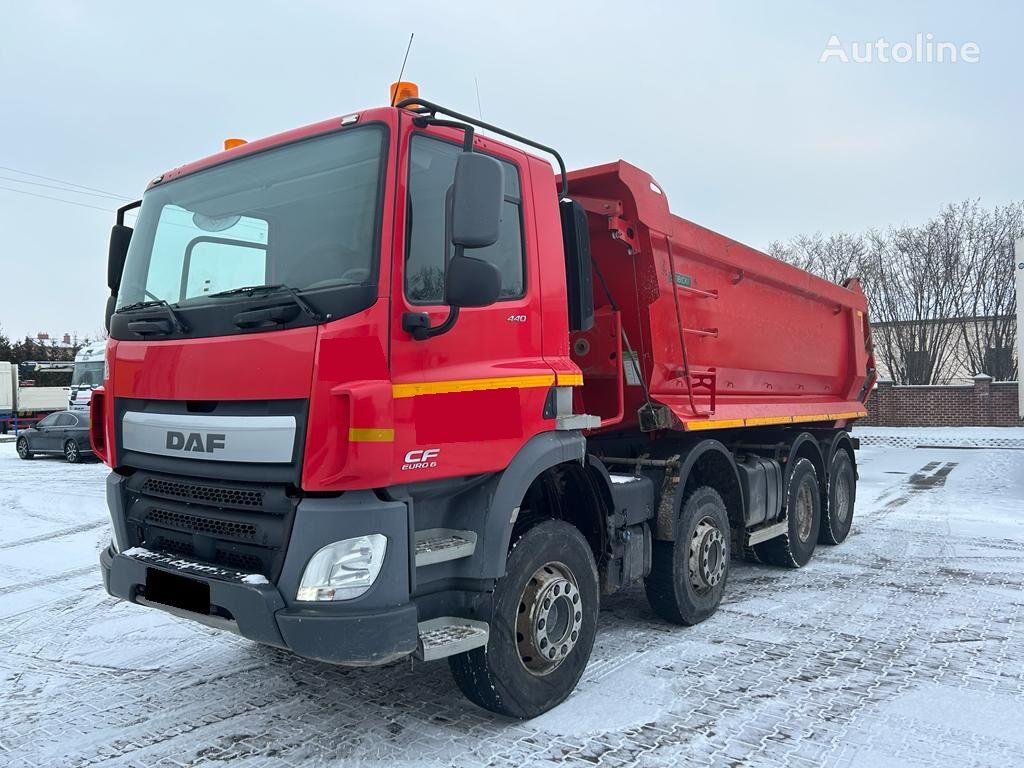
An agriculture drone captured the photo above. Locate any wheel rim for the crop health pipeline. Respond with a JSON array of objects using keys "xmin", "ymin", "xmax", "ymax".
[
  {"xmin": 515, "ymin": 561, "xmax": 583, "ymax": 676},
  {"xmin": 688, "ymin": 515, "xmax": 726, "ymax": 594},
  {"xmin": 794, "ymin": 480, "xmax": 815, "ymax": 542},
  {"xmin": 834, "ymin": 471, "xmax": 851, "ymax": 524},
  {"xmin": 17, "ymin": 439, "xmax": 28, "ymax": 458},
  {"xmin": 65, "ymin": 442, "xmax": 78, "ymax": 461}
]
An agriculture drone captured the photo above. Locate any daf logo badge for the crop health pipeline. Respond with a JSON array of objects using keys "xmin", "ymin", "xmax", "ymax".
[{"xmin": 166, "ymin": 431, "xmax": 227, "ymax": 453}]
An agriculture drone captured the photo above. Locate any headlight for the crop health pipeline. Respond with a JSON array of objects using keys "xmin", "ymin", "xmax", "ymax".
[{"xmin": 296, "ymin": 534, "xmax": 387, "ymax": 602}]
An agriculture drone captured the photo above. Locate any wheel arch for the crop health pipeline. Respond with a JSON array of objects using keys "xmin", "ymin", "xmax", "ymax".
[
  {"xmin": 665, "ymin": 439, "xmax": 744, "ymax": 539},
  {"xmin": 786, "ymin": 431, "xmax": 826, "ymax": 497},
  {"xmin": 826, "ymin": 430, "xmax": 857, "ymax": 476},
  {"xmin": 480, "ymin": 431, "xmax": 592, "ymax": 579}
]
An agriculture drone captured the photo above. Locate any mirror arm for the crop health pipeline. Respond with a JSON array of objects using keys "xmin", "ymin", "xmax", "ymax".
[
  {"xmin": 402, "ymin": 306, "xmax": 460, "ymax": 341},
  {"xmin": 410, "ymin": 116, "xmax": 476, "ymax": 154},
  {"xmin": 116, "ymin": 199, "xmax": 142, "ymax": 226},
  {"xmin": 399, "ymin": 97, "xmax": 569, "ymax": 197}
]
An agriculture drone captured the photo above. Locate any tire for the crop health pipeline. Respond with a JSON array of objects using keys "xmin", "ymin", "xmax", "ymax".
[
  {"xmin": 64, "ymin": 439, "xmax": 82, "ymax": 464},
  {"xmin": 448, "ymin": 519, "xmax": 599, "ymax": 719},
  {"xmin": 645, "ymin": 486, "xmax": 730, "ymax": 626},
  {"xmin": 16, "ymin": 437, "xmax": 33, "ymax": 460},
  {"xmin": 819, "ymin": 450, "xmax": 855, "ymax": 545},
  {"xmin": 755, "ymin": 457, "xmax": 820, "ymax": 568}
]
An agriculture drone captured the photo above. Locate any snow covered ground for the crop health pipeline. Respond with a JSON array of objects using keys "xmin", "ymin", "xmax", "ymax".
[{"xmin": 1, "ymin": 430, "xmax": 1023, "ymax": 767}]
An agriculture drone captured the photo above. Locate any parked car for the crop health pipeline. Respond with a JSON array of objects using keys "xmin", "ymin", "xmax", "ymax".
[{"xmin": 16, "ymin": 410, "xmax": 93, "ymax": 463}]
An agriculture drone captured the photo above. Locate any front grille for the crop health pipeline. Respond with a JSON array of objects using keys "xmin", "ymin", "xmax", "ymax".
[
  {"xmin": 147, "ymin": 508, "xmax": 257, "ymax": 542},
  {"xmin": 140, "ymin": 477, "xmax": 265, "ymax": 509},
  {"xmin": 217, "ymin": 550, "xmax": 263, "ymax": 573},
  {"xmin": 150, "ymin": 536, "xmax": 265, "ymax": 575},
  {"xmin": 125, "ymin": 470, "xmax": 296, "ymax": 580},
  {"xmin": 152, "ymin": 536, "xmax": 192, "ymax": 558}
]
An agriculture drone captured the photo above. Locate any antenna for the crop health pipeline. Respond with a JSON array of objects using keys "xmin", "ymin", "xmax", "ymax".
[
  {"xmin": 474, "ymin": 77, "xmax": 484, "ymax": 120},
  {"xmin": 390, "ymin": 33, "xmax": 415, "ymax": 106}
]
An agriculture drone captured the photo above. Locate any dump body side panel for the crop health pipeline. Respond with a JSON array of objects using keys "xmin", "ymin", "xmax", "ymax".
[{"xmin": 566, "ymin": 161, "xmax": 874, "ymax": 432}]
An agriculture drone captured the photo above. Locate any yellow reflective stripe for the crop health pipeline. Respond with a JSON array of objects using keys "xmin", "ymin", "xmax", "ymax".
[
  {"xmin": 686, "ymin": 418, "xmax": 746, "ymax": 431},
  {"xmin": 744, "ymin": 415, "xmax": 793, "ymax": 427},
  {"xmin": 556, "ymin": 372, "xmax": 584, "ymax": 387},
  {"xmin": 685, "ymin": 410, "xmax": 867, "ymax": 431},
  {"xmin": 392, "ymin": 374, "xmax": 556, "ymax": 399},
  {"xmin": 348, "ymin": 428, "xmax": 395, "ymax": 442}
]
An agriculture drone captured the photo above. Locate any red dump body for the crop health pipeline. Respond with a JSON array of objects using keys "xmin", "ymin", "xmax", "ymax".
[{"xmin": 567, "ymin": 161, "xmax": 875, "ymax": 433}]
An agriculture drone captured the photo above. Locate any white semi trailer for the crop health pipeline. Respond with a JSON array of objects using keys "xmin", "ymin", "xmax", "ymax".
[{"xmin": 0, "ymin": 363, "xmax": 70, "ymax": 432}]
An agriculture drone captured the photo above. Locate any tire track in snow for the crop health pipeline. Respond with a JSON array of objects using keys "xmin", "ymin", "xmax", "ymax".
[
  {"xmin": 0, "ymin": 566, "xmax": 97, "ymax": 596},
  {"xmin": 0, "ymin": 520, "xmax": 108, "ymax": 550}
]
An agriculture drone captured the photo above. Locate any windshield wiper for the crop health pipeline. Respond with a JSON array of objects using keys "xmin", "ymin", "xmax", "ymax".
[
  {"xmin": 115, "ymin": 299, "xmax": 188, "ymax": 334},
  {"xmin": 209, "ymin": 284, "xmax": 324, "ymax": 323}
]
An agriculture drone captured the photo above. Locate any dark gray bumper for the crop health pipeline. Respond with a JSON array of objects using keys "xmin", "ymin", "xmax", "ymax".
[{"xmin": 100, "ymin": 488, "xmax": 420, "ymax": 667}]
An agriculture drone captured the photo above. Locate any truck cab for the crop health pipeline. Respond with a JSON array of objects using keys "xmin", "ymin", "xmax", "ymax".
[
  {"xmin": 70, "ymin": 340, "xmax": 107, "ymax": 411},
  {"xmin": 96, "ymin": 91, "xmax": 871, "ymax": 718}
]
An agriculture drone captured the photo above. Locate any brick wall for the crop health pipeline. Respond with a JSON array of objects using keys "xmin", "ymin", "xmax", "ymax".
[{"xmin": 860, "ymin": 375, "xmax": 1021, "ymax": 427}]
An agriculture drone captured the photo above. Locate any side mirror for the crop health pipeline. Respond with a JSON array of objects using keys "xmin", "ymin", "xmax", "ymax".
[
  {"xmin": 108, "ymin": 224, "xmax": 133, "ymax": 292},
  {"xmin": 104, "ymin": 295, "xmax": 117, "ymax": 333},
  {"xmin": 445, "ymin": 254, "xmax": 501, "ymax": 308},
  {"xmin": 450, "ymin": 152, "xmax": 503, "ymax": 249}
]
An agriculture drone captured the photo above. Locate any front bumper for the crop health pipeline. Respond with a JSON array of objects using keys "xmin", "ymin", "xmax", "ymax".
[
  {"xmin": 101, "ymin": 481, "xmax": 421, "ymax": 667},
  {"xmin": 101, "ymin": 545, "xmax": 419, "ymax": 666}
]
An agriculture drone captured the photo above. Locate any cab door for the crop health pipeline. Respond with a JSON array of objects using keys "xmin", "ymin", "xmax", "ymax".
[{"xmin": 388, "ymin": 124, "xmax": 552, "ymax": 482}]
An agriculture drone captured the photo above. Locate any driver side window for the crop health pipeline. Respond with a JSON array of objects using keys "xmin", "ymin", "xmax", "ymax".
[{"xmin": 405, "ymin": 136, "xmax": 524, "ymax": 304}]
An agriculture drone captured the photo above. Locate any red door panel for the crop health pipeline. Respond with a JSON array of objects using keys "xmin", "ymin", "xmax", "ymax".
[{"xmin": 388, "ymin": 117, "xmax": 555, "ymax": 482}]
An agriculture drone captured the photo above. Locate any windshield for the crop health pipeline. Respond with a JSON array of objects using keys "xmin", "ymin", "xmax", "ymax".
[
  {"xmin": 71, "ymin": 361, "xmax": 104, "ymax": 388},
  {"xmin": 117, "ymin": 125, "xmax": 387, "ymax": 309}
]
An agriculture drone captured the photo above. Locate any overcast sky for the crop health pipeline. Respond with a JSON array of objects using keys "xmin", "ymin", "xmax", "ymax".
[{"xmin": 0, "ymin": 1, "xmax": 1020, "ymax": 342}]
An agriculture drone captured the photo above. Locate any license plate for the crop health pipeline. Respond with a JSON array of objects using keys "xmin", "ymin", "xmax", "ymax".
[{"xmin": 145, "ymin": 567, "xmax": 211, "ymax": 614}]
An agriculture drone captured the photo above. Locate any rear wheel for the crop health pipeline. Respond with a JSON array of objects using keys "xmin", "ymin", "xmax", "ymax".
[
  {"xmin": 645, "ymin": 486, "xmax": 730, "ymax": 626},
  {"xmin": 449, "ymin": 519, "xmax": 599, "ymax": 719},
  {"xmin": 16, "ymin": 437, "xmax": 33, "ymax": 460},
  {"xmin": 64, "ymin": 439, "xmax": 82, "ymax": 464},
  {"xmin": 755, "ymin": 457, "xmax": 820, "ymax": 567},
  {"xmin": 819, "ymin": 450, "xmax": 855, "ymax": 544}
]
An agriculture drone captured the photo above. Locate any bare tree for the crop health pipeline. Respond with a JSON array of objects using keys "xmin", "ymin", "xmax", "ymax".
[
  {"xmin": 950, "ymin": 200, "xmax": 1022, "ymax": 380},
  {"xmin": 865, "ymin": 220, "xmax": 966, "ymax": 384},
  {"xmin": 769, "ymin": 232, "xmax": 873, "ymax": 288},
  {"xmin": 773, "ymin": 200, "xmax": 1022, "ymax": 385}
]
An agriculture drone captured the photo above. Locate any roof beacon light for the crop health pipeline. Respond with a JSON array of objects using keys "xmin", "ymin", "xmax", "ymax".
[
  {"xmin": 390, "ymin": 81, "xmax": 419, "ymax": 107},
  {"xmin": 224, "ymin": 138, "xmax": 248, "ymax": 150}
]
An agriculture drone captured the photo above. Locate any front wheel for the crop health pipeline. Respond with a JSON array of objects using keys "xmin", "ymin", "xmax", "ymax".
[
  {"xmin": 645, "ymin": 485, "xmax": 730, "ymax": 626},
  {"xmin": 448, "ymin": 519, "xmax": 599, "ymax": 719},
  {"xmin": 64, "ymin": 439, "xmax": 82, "ymax": 464},
  {"xmin": 16, "ymin": 437, "xmax": 33, "ymax": 460}
]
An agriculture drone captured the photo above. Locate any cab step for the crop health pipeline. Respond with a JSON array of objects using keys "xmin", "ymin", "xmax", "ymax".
[
  {"xmin": 414, "ymin": 528, "xmax": 477, "ymax": 567},
  {"xmin": 415, "ymin": 617, "xmax": 489, "ymax": 661}
]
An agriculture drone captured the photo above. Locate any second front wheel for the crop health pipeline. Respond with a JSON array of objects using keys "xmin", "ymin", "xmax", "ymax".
[{"xmin": 645, "ymin": 485, "xmax": 730, "ymax": 626}]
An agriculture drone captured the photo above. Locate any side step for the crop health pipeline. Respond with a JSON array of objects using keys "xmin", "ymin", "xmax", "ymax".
[
  {"xmin": 414, "ymin": 528, "xmax": 476, "ymax": 567},
  {"xmin": 415, "ymin": 617, "xmax": 489, "ymax": 661},
  {"xmin": 746, "ymin": 518, "xmax": 788, "ymax": 547}
]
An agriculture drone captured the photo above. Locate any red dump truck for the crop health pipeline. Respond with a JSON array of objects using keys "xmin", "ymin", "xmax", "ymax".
[{"xmin": 94, "ymin": 87, "xmax": 875, "ymax": 718}]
